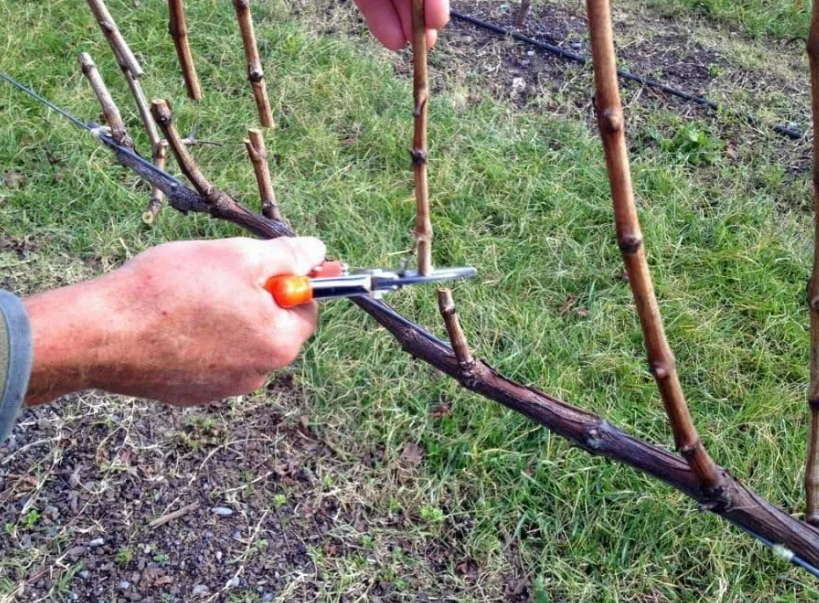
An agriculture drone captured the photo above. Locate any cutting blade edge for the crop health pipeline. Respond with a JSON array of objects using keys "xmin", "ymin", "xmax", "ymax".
[{"xmin": 379, "ymin": 266, "xmax": 478, "ymax": 289}]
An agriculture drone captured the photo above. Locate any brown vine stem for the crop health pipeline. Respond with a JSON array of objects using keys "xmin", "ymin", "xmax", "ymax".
[
  {"xmin": 78, "ymin": 52, "xmax": 133, "ymax": 150},
  {"xmin": 515, "ymin": 0, "xmax": 532, "ymax": 27},
  {"xmin": 92, "ymin": 124, "xmax": 819, "ymax": 569},
  {"xmin": 168, "ymin": 0, "xmax": 203, "ymax": 100},
  {"xmin": 411, "ymin": 0, "xmax": 433, "ymax": 275},
  {"xmin": 244, "ymin": 129, "xmax": 281, "ymax": 220},
  {"xmin": 148, "ymin": 99, "xmax": 287, "ymax": 236},
  {"xmin": 120, "ymin": 71, "xmax": 167, "ymax": 223},
  {"xmin": 150, "ymin": 100, "xmax": 217, "ymax": 195},
  {"xmin": 85, "ymin": 0, "xmax": 143, "ymax": 79},
  {"xmin": 585, "ymin": 0, "xmax": 722, "ymax": 490},
  {"xmin": 437, "ymin": 289, "xmax": 474, "ymax": 369},
  {"xmin": 232, "ymin": 0, "xmax": 274, "ymax": 128},
  {"xmin": 806, "ymin": 0, "xmax": 819, "ymax": 527}
]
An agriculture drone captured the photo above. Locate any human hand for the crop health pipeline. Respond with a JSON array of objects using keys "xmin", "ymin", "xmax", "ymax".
[
  {"xmin": 353, "ymin": 0, "xmax": 450, "ymax": 50},
  {"xmin": 24, "ymin": 237, "xmax": 325, "ymax": 406}
]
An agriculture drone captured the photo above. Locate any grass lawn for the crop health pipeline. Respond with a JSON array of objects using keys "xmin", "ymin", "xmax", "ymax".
[
  {"xmin": 642, "ymin": 0, "xmax": 810, "ymax": 40},
  {"xmin": 1, "ymin": 0, "xmax": 819, "ymax": 600}
]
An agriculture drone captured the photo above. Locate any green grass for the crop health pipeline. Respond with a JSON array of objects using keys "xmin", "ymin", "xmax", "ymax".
[
  {"xmin": 643, "ymin": 0, "xmax": 810, "ymax": 40},
  {"xmin": 1, "ymin": 0, "xmax": 818, "ymax": 600}
]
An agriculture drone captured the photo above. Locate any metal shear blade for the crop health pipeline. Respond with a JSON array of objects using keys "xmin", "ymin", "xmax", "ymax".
[{"xmin": 370, "ymin": 267, "xmax": 478, "ymax": 293}]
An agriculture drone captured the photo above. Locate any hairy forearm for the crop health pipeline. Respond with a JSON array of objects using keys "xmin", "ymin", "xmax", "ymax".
[{"xmin": 23, "ymin": 276, "xmax": 122, "ymax": 405}]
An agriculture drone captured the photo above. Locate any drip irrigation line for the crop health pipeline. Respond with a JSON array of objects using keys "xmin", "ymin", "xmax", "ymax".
[{"xmin": 450, "ymin": 9, "xmax": 803, "ymax": 140}]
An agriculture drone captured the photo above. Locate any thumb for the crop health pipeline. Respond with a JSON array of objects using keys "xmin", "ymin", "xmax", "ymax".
[{"xmin": 253, "ymin": 237, "xmax": 327, "ymax": 279}]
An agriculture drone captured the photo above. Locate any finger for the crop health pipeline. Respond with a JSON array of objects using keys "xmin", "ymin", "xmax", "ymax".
[
  {"xmin": 253, "ymin": 237, "xmax": 327, "ymax": 280},
  {"xmin": 393, "ymin": 0, "xmax": 414, "ymax": 49},
  {"xmin": 426, "ymin": 28, "xmax": 438, "ymax": 48},
  {"xmin": 290, "ymin": 301, "xmax": 319, "ymax": 343},
  {"xmin": 353, "ymin": 0, "xmax": 407, "ymax": 50},
  {"xmin": 272, "ymin": 301, "xmax": 318, "ymax": 341},
  {"xmin": 269, "ymin": 302, "xmax": 318, "ymax": 364},
  {"xmin": 425, "ymin": 0, "xmax": 450, "ymax": 30}
]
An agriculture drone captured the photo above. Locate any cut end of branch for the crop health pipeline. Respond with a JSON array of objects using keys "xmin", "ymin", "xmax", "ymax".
[
  {"xmin": 150, "ymin": 99, "xmax": 173, "ymax": 126},
  {"xmin": 244, "ymin": 128, "xmax": 282, "ymax": 220},
  {"xmin": 141, "ymin": 209, "xmax": 157, "ymax": 226},
  {"xmin": 437, "ymin": 288, "xmax": 474, "ymax": 369}
]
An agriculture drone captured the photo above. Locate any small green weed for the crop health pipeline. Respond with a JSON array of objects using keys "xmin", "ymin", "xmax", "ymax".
[{"xmin": 660, "ymin": 124, "xmax": 724, "ymax": 165}]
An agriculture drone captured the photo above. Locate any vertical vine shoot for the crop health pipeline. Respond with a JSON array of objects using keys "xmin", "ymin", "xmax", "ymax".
[
  {"xmin": 411, "ymin": 0, "xmax": 433, "ymax": 275},
  {"xmin": 233, "ymin": 0, "xmax": 275, "ymax": 128},
  {"xmin": 585, "ymin": 0, "xmax": 723, "ymax": 491},
  {"xmin": 168, "ymin": 0, "xmax": 203, "ymax": 100},
  {"xmin": 805, "ymin": 0, "xmax": 819, "ymax": 526}
]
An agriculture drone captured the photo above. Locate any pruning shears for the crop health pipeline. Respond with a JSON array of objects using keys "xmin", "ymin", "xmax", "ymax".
[{"xmin": 265, "ymin": 262, "xmax": 478, "ymax": 308}]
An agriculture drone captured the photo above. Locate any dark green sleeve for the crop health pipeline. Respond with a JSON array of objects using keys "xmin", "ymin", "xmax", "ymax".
[{"xmin": 0, "ymin": 290, "xmax": 32, "ymax": 444}]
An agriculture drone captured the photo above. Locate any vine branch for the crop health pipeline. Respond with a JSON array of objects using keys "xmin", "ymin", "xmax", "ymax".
[
  {"xmin": 411, "ymin": 0, "xmax": 433, "ymax": 275},
  {"xmin": 244, "ymin": 129, "xmax": 281, "ymax": 220},
  {"xmin": 85, "ymin": 0, "xmax": 143, "ymax": 78},
  {"xmin": 233, "ymin": 0, "xmax": 275, "ymax": 128},
  {"xmin": 78, "ymin": 52, "xmax": 133, "ymax": 150},
  {"xmin": 437, "ymin": 289, "xmax": 474, "ymax": 369},
  {"xmin": 806, "ymin": 0, "xmax": 819, "ymax": 526},
  {"xmin": 122, "ymin": 69, "xmax": 167, "ymax": 223},
  {"xmin": 586, "ymin": 0, "xmax": 723, "ymax": 491},
  {"xmin": 168, "ymin": 0, "xmax": 203, "ymax": 100}
]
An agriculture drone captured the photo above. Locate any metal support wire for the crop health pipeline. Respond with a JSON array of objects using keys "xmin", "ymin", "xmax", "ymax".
[{"xmin": 450, "ymin": 8, "xmax": 803, "ymax": 140}]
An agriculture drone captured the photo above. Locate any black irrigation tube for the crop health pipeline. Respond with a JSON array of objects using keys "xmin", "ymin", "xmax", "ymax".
[{"xmin": 450, "ymin": 8, "xmax": 804, "ymax": 140}]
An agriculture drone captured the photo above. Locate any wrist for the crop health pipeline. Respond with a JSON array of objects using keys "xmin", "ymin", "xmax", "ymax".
[{"xmin": 24, "ymin": 273, "xmax": 126, "ymax": 405}]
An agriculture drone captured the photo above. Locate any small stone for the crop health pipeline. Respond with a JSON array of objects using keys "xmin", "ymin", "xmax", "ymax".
[
  {"xmin": 68, "ymin": 593, "xmax": 78, "ymax": 601},
  {"xmin": 88, "ymin": 538, "xmax": 105, "ymax": 548},
  {"xmin": 210, "ymin": 507, "xmax": 233, "ymax": 517},
  {"xmin": 232, "ymin": 530, "xmax": 242, "ymax": 541},
  {"xmin": 192, "ymin": 584, "xmax": 209, "ymax": 596},
  {"xmin": 226, "ymin": 577, "xmax": 240, "ymax": 588},
  {"xmin": 571, "ymin": 42, "xmax": 582, "ymax": 49},
  {"xmin": 79, "ymin": 570, "xmax": 90, "ymax": 579},
  {"xmin": 262, "ymin": 595, "xmax": 274, "ymax": 602},
  {"xmin": 215, "ymin": 551, "xmax": 223, "ymax": 561},
  {"xmin": 117, "ymin": 580, "xmax": 131, "ymax": 591},
  {"xmin": 44, "ymin": 505, "xmax": 59, "ymax": 521},
  {"xmin": 66, "ymin": 546, "xmax": 87, "ymax": 557},
  {"xmin": 520, "ymin": 59, "xmax": 531, "ymax": 67},
  {"xmin": 526, "ymin": 50, "xmax": 535, "ymax": 56}
]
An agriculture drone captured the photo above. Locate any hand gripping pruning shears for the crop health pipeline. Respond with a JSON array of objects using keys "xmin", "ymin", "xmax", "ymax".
[{"xmin": 264, "ymin": 261, "xmax": 478, "ymax": 308}]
